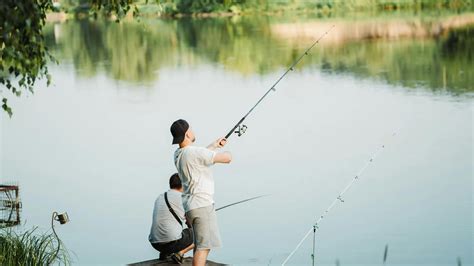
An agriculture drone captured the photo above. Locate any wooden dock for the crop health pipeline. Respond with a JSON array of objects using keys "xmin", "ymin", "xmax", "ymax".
[
  {"xmin": 128, "ymin": 257, "xmax": 228, "ymax": 266},
  {"xmin": 0, "ymin": 184, "xmax": 21, "ymax": 227}
]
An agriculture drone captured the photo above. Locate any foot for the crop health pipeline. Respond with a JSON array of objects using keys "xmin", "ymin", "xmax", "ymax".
[{"xmin": 170, "ymin": 253, "xmax": 183, "ymax": 264}]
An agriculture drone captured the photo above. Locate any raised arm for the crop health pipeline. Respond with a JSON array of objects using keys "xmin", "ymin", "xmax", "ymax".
[
  {"xmin": 207, "ymin": 137, "xmax": 232, "ymax": 164},
  {"xmin": 213, "ymin": 151, "xmax": 232, "ymax": 164},
  {"xmin": 207, "ymin": 137, "xmax": 227, "ymax": 151}
]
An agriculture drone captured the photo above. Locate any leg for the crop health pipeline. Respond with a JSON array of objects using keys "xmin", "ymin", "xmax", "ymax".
[
  {"xmin": 175, "ymin": 227, "xmax": 194, "ymax": 256},
  {"xmin": 192, "ymin": 249, "xmax": 210, "ymax": 266},
  {"xmin": 150, "ymin": 242, "xmax": 169, "ymax": 260},
  {"xmin": 179, "ymin": 243, "xmax": 194, "ymax": 256},
  {"xmin": 186, "ymin": 206, "xmax": 221, "ymax": 266}
]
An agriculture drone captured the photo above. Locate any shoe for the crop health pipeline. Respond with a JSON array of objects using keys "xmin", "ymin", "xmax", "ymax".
[
  {"xmin": 170, "ymin": 253, "xmax": 183, "ymax": 264},
  {"xmin": 158, "ymin": 253, "xmax": 170, "ymax": 261}
]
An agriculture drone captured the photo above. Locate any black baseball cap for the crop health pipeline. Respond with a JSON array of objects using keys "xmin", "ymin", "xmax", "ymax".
[{"xmin": 170, "ymin": 119, "xmax": 189, "ymax": 144}]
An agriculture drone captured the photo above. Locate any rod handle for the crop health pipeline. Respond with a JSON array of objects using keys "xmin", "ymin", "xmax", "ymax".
[{"xmin": 223, "ymin": 116, "xmax": 246, "ymax": 141}]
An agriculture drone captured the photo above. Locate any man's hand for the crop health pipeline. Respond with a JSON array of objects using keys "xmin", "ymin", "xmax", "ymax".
[
  {"xmin": 217, "ymin": 138, "xmax": 227, "ymax": 148},
  {"xmin": 207, "ymin": 137, "xmax": 227, "ymax": 150}
]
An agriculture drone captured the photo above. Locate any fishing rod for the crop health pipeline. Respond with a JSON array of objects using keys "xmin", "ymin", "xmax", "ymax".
[
  {"xmin": 221, "ymin": 25, "xmax": 335, "ymax": 143},
  {"xmin": 281, "ymin": 132, "xmax": 398, "ymax": 266},
  {"xmin": 216, "ymin": 194, "xmax": 268, "ymax": 211}
]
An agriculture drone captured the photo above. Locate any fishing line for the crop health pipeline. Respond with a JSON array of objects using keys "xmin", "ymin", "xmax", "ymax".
[
  {"xmin": 216, "ymin": 194, "xmax": 268, "ymax": 211},
  {"xmin": 221, "ymin": 25, "xmax": 335, "ymax": 143},
  {"xmin": 281, "ymin": 132, "xmax": 398, "ymax": 265}
]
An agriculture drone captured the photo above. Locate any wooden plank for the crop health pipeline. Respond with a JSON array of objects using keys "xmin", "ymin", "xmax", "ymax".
[{"xmin": 128, "ymin": 257, "xmax": 228, "ymax": 266}]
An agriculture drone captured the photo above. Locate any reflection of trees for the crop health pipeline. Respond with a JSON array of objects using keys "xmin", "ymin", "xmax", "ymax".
[
  {"xmin": 440, "ymin": 26, "xmax": 473, "ymax": 92},
  {"xmin": 45, "ymin": 17, "xmax": 294, "ymax": 79},
  {"xmin": 46, "ymin": 20, "xmax": 182, "ymax": 83},
  {"xmin": 175, "ymin": 17, "xmax": 285, "ymax": 75},
  {"xmin": 44, "ymin": 17, "xmax": 472, "ymax": 94},
  {"xmin": 66, "ymin": 20, "xmax": 108, "ymax": 76},
  {"xmin": 307, "ymin": 28, "xmax": 473, "ymax": 94}
]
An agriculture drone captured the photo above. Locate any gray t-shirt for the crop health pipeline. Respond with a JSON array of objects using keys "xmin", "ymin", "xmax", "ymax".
[
  {"xmin": 174, "ymin": 146, "xmax": 216, "ymax": 212},
  {"xmin": 148, "ymin": 189, "xmax": 185, "ymax": 243}
]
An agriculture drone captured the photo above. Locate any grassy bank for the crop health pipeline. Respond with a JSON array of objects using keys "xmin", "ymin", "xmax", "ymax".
[{"xmin": 0, "ymin": 227, "xmax": 71, "ymax": 265}]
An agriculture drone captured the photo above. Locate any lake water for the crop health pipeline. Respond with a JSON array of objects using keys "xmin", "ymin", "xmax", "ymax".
[{"xmin": 1, "ymin": 13, "xmax": 473, "ymax": 265}]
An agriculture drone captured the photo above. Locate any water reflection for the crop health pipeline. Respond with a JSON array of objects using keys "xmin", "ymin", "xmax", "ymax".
[
  {"xmin": 44, "ymin": 13, "xmax": 473, "ymax": 94},
  {"xmin": 316, "ymin": 27, "xmax": 473, "ymax": 95},
  {"xmin": 46, "ymin": 20, "xmax": 179, "ymax": 83}
]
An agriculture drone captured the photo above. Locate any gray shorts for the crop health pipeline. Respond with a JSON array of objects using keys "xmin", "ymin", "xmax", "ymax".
[{"xmin": 186, "ymin": 205, "xmax": 222, "ymax": 250}]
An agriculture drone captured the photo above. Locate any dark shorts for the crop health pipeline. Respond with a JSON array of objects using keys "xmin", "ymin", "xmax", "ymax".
[{"xmin": 151, "ymin": 228, "xmax": 193, "ymax": 257}]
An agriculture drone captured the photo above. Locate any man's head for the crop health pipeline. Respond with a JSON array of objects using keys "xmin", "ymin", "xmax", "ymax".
[
  {"xmin": 170, "ymin": 119, "xmax": 195, "ymax": 146},
  {"xmin": 169, "ymin": 173, "xmax": 183, "ymax": 192}
]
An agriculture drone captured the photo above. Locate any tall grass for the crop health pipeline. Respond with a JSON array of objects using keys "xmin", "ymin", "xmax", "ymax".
[{"xmin": 0, "ymin": 227, "xmax": 71, "ymax": 265}]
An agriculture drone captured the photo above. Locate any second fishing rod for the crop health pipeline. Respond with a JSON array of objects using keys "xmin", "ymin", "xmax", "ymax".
[{"xmin": 220, "ymin": 25, "xmax": 335, "ymax": 145}]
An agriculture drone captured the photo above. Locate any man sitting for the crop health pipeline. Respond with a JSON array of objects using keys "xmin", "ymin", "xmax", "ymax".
[{"xmin": 149, "ymin": 173, "xmax": 194, "ymax": 264}]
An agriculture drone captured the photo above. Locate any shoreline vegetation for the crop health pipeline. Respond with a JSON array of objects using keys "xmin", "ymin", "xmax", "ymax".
[
  {"xmin": 271, "ymin": 13, "xmax": 474, "ymax": 44},
  {"xmin": 43, "ymin": 8, "xmax": 473, "ymax": 94},
  {"xmin": 0, "ymin": 227, "xmax": 71, "ymax": 265},
  {"xmin": 46, "ymin": 0, "xmax": 473, "ymax": 22},
  {"xmin": 3, "ymin": 0, "xmax": 472, "ymax": 116}
]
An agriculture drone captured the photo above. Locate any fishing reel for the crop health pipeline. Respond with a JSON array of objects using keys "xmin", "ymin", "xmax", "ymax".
[{"xmin": 234, "ymin": 124, "xmax": 247, "ymax": 137}]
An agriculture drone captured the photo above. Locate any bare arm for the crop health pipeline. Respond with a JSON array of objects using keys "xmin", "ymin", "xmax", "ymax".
[
  {"xmin": 206, "ymin": 137, "xmax": 232, "ymax": 163},
  {"xmin": 213, "ymin": 151, "xmax": 232, "ymax": 164},
  {"xmin": 207, "ymin": 137, "xmax": 227, "ymax": 151}
]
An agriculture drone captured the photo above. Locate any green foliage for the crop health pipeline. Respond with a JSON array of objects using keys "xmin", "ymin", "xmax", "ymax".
[
  {"xmin": 0, "ymin": 0, "xmax": 131, "ymax": 117},
  {"xmin": 90, "ymin": 0, "xmax": 134, "ymax": 21},
  {"xmin": 0, "ymin": 227, "xmax": 71, "ymax": 265},
  {"xmin": 147, "ymin": 0, "xmax": 247, "ymax": 15},
  {"xmin": 137, "ymin": 0, "xmax": 472, "ymax": 15},
  {"xmin": 1, "ymin": 0, "xmax": 472, "ymax": 117},
  {"xmin": 329, "ymin": 0, "xmax": 471, "ymax": 11},
  {"xmin": 0, "ymin": 0, "xmax": 55, "ymax": 117}
]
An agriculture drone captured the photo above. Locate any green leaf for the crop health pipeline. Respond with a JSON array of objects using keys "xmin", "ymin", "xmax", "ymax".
[
  {"xmin": 46, "ymin": 74, "xmax": 51, "ymax": 86},
  {"xmin": 1, "ymin": 0, "xmax": 132, "ymax": 116},
  {"xmin": 2, "ymin": 99, "xmax": 12, "ymax": 118}
]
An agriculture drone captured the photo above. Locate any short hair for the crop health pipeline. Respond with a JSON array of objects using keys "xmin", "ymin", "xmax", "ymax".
[{"xmin": 169, "ymin": 173, "xmax": 182, "ymax": 189}]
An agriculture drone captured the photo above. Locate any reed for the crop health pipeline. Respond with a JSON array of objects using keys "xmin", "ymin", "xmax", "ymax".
[{"xmin": 0, "ymin": 227, "xmax": 71, "ymax": 265}]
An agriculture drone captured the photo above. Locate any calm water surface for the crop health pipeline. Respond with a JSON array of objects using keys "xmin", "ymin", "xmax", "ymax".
[{"xmin": 1, "ymin": 13, "xmax": 472, "ymax": 265}]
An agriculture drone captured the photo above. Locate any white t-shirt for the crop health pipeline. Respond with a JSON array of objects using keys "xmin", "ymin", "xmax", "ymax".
[
  {"xmin": 174, "ymin": 146, "xmax": 216, "ymax": 212},
  {"xmin": 148, "ymin": 189, "xmax": 185, "ymax": 243}
]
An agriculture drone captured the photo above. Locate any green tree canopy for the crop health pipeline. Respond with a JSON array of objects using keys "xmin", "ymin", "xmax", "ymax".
[
  {"xmin": 0, "ymin": 0, "xmax": 131, "ymax": 117},
  {"xmin": 1, "ymin": 0, "xmax": 471, "ymax": 116}
]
